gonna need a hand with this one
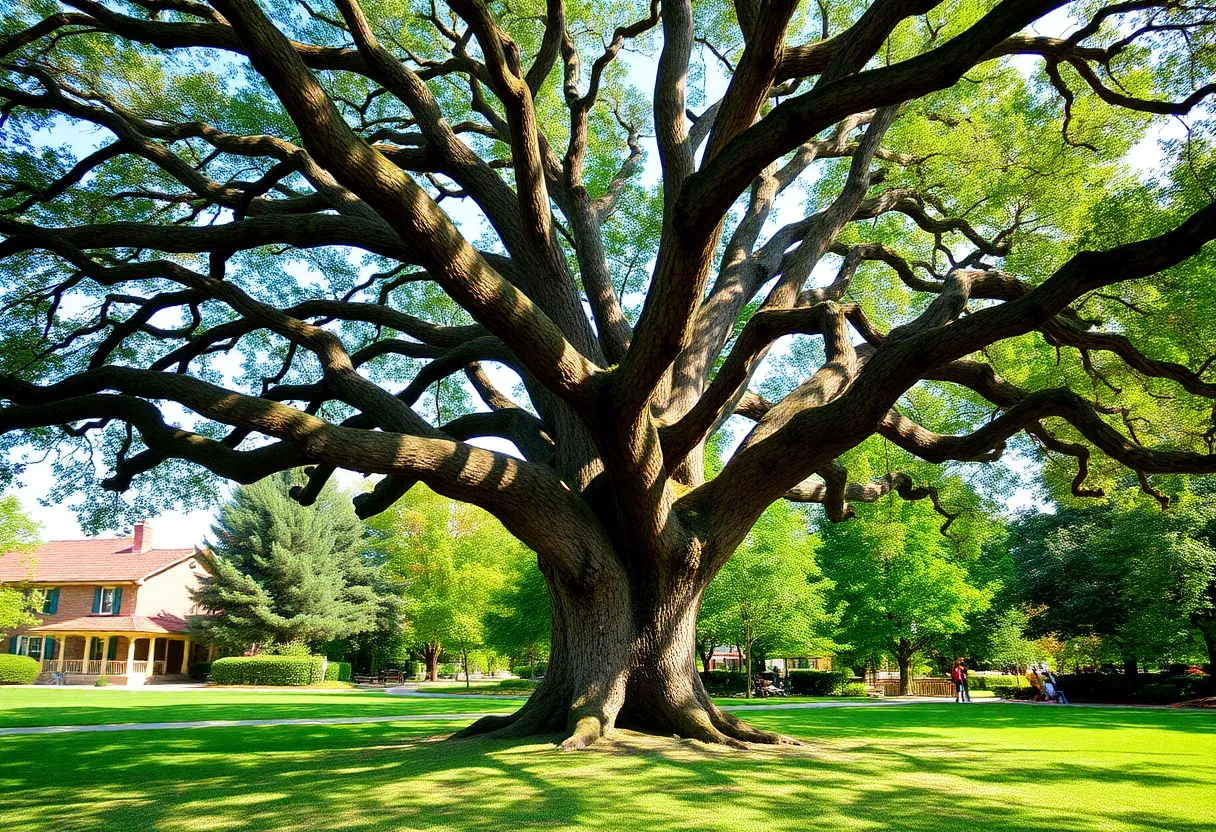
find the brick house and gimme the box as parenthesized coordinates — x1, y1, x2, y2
(0, 521, 214, 685)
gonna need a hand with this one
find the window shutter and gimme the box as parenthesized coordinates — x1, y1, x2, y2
(112, 587, 123, 615)
(92, 587, 102, 614)
(44, 588, 59, 614)
(6, 636, 16, 654)
(107, 638, 118, 661)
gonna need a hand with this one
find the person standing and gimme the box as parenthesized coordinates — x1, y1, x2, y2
(952, 658, 971, 703)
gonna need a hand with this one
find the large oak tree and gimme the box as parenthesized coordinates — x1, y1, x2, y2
(2, 0, 1216, 748)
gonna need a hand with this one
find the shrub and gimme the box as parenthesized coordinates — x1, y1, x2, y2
(788, 669, 850, 696)
(990, 684, 1034, 700)
(188, 662, 212, 678)
(324, 661, 352, 682)
(94, 675, 109, 687)
(969, 675, 1028, 691)
(699, 671, 748, 694)
(703, 671, 749, 694)
(211, 656, 321, 686)
(838, 682, 867, 697)
(438, 663, 458, 678)
(0, 654, 40, 685)
(263, 640, 312, 657)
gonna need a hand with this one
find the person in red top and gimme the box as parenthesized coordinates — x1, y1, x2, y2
(952, 658, 971, 703)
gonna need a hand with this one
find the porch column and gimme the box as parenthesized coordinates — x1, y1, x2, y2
(126, 637, 137, 670)
(56, 638, 65, 673)
(149, 637, 158, 675)
(82, 635, 93, 673)
(180, 639, 191, 674)
(101, 636, 110, 672)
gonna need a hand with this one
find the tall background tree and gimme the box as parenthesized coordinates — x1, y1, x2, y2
(369, 483, 532, 680)
(189, 471, 388, 650)
(1005, 483, 1216, 674)
(697, 500, 835, 696)
(0, 494, 42, 631)
(818, 481, 998, 693)
(3, 0, 1216, 746)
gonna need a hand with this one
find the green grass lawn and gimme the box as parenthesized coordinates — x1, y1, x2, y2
(0, 695, 1212, 832)
(0, 687, 525, 728)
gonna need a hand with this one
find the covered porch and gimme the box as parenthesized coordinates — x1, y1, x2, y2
(28, 616, 214, 685)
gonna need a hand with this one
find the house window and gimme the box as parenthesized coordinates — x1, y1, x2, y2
(17, 636, 42, 661)
(41, 588, 59, 614)
(92, 586, 123, 616)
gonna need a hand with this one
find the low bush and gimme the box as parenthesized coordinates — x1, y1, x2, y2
(1057, 673, 1213, 704)
(990, 684, 1035, 700)
(94, 675, 109, 687)
(838, 682, 867, 697)
(324, 661, 352, 682)
(699, 671, 747, 695)
(211, 656, 323, 686)
(969, 675, 1028, 691)
(188, 662, 212, 678)
(788, 669, 850, 696)
(0, 654, 40, 685)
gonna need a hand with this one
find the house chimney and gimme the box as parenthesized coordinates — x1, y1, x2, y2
(133, 521, 153, 553)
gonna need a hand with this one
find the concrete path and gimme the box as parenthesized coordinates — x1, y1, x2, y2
(0, 711, 502, 737)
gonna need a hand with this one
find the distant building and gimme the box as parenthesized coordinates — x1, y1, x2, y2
(0, 521, 214, 685)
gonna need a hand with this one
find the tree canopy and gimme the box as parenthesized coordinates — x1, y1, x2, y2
(0, 494, 42, 631)
(368, 482, 534, 679)
(189, 471, 387, 649)
(819, 490, 997, 691)
(2, 0, 1216, 746)
(697, 499, 835, 690)
(1005, 483, 1216, 672)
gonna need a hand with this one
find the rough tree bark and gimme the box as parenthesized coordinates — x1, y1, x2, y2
(2, 0, 1216, 749)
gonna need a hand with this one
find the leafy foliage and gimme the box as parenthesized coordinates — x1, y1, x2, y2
(189, 472, 391, 650)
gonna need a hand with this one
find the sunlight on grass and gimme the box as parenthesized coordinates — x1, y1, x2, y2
(0, 704, 1212, 831)
(0, 688, 525, 728)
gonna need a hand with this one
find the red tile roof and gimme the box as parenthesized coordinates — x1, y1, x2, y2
(0, 537, 196, 584)
(30, 614, 190, 634)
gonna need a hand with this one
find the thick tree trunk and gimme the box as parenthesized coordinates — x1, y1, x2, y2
(423, 646, 439, 682)
(897, 641, 912, 696)
(1123, 658, 1139, 678)
(1202, 625, 1216, 675)
(455, 559, 796, 749)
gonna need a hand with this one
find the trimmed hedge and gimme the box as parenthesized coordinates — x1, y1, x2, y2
(324, 661, 352, 682)
(512, 661, 548, 678)
(210, 656, 327, 686)
(0, 654, 40, 685)
(700, 671, 747, 694)
(1056, 673, 1212, 704)
(969, 675, 1028, 691)
(188, 662, 212, 678)
(788, 669, 850, 696)
(839, 682, 868, 697)
(987, 673, 1213, 703)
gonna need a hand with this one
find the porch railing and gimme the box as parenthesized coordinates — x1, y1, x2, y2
(85, 660, 102, 674)
(61, 660, 84, 673)
(104, 661, 126, 675)
(131, 661, 148, 674)
(152, 661, 166, 676)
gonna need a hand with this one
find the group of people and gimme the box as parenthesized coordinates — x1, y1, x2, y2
(951, 659, 1069, 704)
(1027, 664, 1069, 704)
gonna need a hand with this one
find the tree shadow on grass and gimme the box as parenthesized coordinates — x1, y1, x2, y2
(1, 707, 1213, 832)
